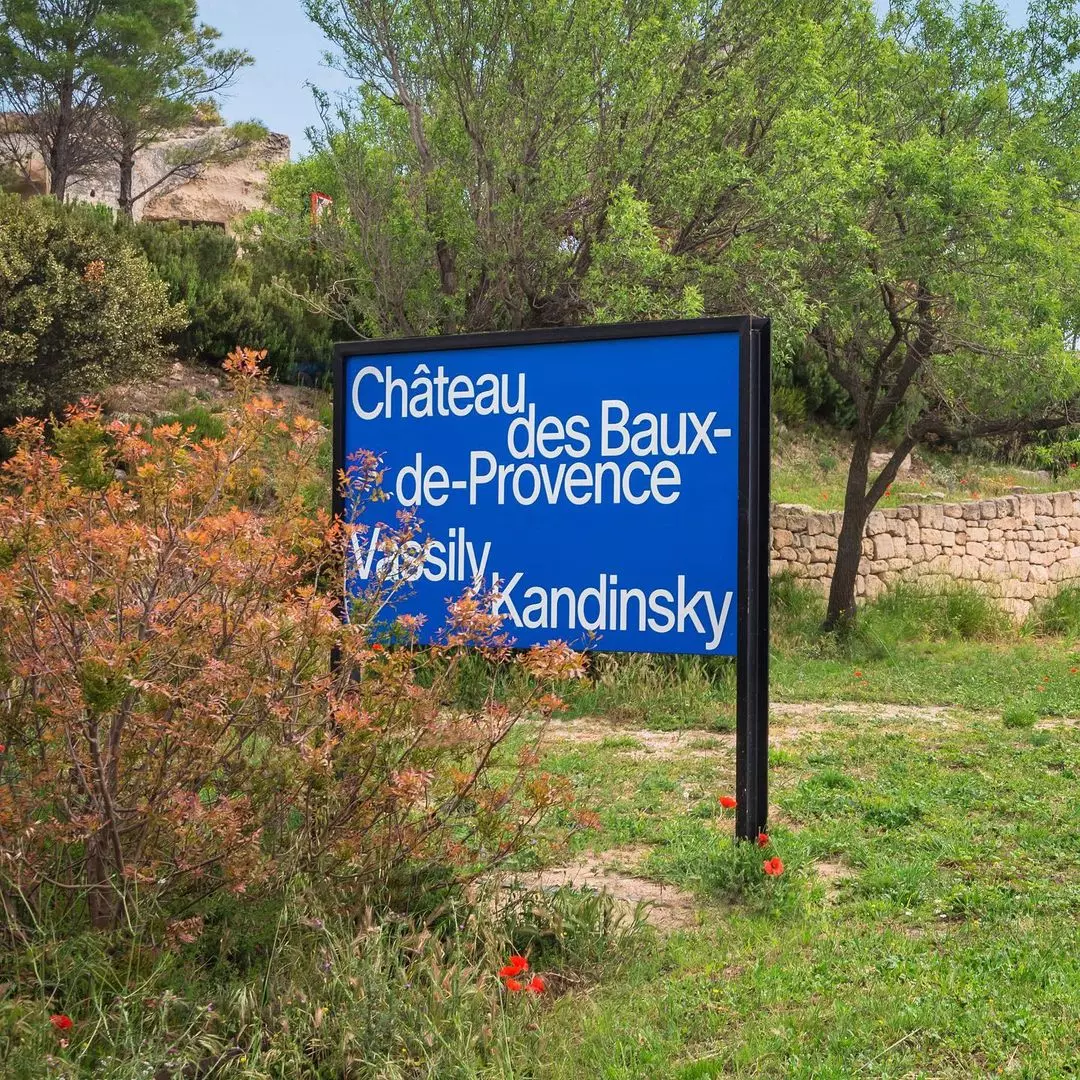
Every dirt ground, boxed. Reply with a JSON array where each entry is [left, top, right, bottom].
[[102, 360, 322, 421]]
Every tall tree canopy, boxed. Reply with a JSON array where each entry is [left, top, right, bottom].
[[796, 0, 1080, 626], [0, 0, 130, 197], [0, 0, 259, 206], [269, 0, 1080, 626], [288, 0, 845, 338]]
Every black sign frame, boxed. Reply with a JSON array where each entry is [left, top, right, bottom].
[[332, 316, 771, 840]]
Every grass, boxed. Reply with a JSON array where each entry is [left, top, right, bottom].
[[513, 578, 1080, 731], [773, 427, 1070, 511], [11, 374, 1080, 1075], [521, 698, 1080, 1078]]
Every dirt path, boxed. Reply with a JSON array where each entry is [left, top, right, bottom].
[[537, 701, 974, 759], [503, 847, 700, 931]]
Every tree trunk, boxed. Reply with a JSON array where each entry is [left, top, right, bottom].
[[825, 433, 873, 630], [85, 835, 118, 930], [49, 67, 75, 200], [48, 140, 69, 200], [118, 140, 136, 220]]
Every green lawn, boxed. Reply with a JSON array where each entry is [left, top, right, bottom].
[[553, 638, 1080, 732], [526, 697, 1080, 1078]]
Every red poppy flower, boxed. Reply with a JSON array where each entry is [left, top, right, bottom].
[[756, 832, 770, 848], [0, 744, 5, 754], [762, 856, 784, 877], [719, 795, 737, 809], [853, 669, 863, 678], [50, 1014, 73, 1031], [505, 978, 523, 992], [507, 954, 528, 973], [371, 643, 384, 652], [526, 975, 546, 994]]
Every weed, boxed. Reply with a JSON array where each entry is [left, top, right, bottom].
[[1003, 706, 1039, 729], [1030, 585, 1080, 638]]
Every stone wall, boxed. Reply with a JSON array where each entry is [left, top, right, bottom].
[[771, 491, 1080, 620]]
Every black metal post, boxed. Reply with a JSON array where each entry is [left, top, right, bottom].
[[735, 319, 771, 840]]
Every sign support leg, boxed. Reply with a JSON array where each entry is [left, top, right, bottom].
[[736, 320, 771, 841]]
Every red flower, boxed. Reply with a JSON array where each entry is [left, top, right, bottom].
[[500, 954, 529, 979], [526, 975, 546, 994], [756, 832, 770, 848], [50, 1014, 73, 1031], [371, 643, 384, 652], [762, 857, 784, 877], [853, 669, 863, 678], [0, 744, 5, 754], [505, 978, 523, 992], [719, 795, 737, 809]]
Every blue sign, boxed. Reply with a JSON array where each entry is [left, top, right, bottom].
[[335, 321, 757, 655]]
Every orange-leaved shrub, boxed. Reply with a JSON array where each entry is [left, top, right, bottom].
[[0, 350, 583, 936]]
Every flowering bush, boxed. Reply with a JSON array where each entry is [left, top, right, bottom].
[[0, 352, 582, 936]]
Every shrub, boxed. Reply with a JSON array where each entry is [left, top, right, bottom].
[[0, 195, 186, 428], [1022, 435, 1080, 476], [131, 220, 341, 382], [773, 385, 808, 427], [0, 351, 583, 938]]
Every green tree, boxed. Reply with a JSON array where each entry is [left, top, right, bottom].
[[795, 0, 1080, 629], [100, 1, 260, 219], [0, 0, 129, 198], [294, 0, 833, 337], [131, 219, 343, 379]]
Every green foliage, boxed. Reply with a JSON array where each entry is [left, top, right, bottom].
[[155, 401, 227, 442], [501, 883, 651, 972], [0, 195, 185, 426], [1030, 585, 1080, 638], [284, 0, 850, 339], [0, 879, 642, 1078], [770, 570, 826, 647], [1002, 706, 1038, 729], [646, 826, 798, 912], [100, 4, 256, 217], [131, 220, 338, 379], [772, 385, 808, 427], [858, 581, 1008, 645], [1024, 437, 1080, 476], [583, 184, 704, 323]]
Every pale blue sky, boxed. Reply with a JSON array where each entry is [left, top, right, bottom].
[[200, 0, 1035, 159], [198, 0, 351, 155]]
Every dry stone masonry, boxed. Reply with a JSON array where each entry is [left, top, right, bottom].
[[772, 491, 1080, 621]]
